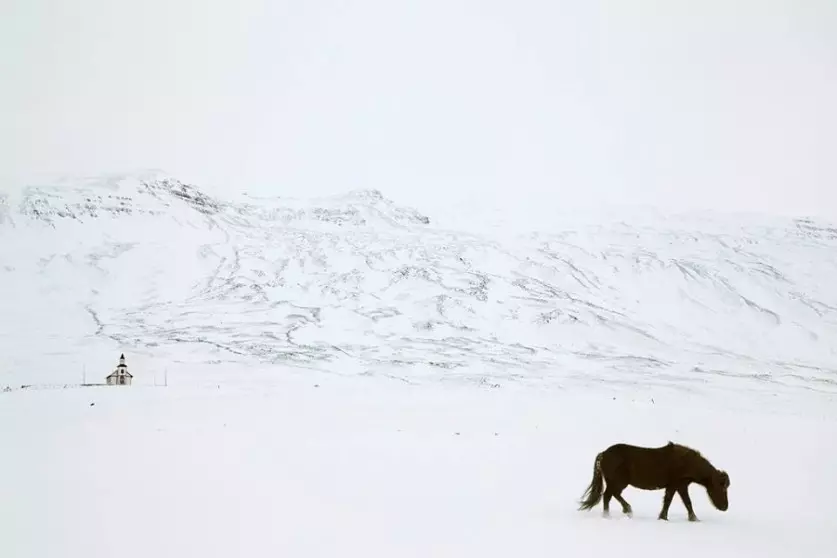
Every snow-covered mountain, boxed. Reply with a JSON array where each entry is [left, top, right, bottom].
[[2, 171, 836, 395]]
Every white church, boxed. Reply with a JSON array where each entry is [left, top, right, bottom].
[[106, 354, 133, 386]]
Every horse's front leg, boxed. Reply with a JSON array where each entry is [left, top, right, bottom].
[[658, 487, 675, 520], [677, 485, 699, 522]]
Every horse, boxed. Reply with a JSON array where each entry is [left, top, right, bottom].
[[578, 441, 730, 521]]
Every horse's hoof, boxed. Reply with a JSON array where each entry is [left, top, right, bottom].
[[658, 515, 668, 521], [688, 516, 700, 522]]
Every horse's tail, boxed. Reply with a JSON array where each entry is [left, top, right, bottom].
[[578, 452, 605, 511]]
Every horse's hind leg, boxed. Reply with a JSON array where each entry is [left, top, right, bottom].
[[602, 485, 613, 517], [614, 492, 632, 517], [611, 484, 633, 517]]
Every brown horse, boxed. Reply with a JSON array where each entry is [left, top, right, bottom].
[[578, 442, 730, 521]]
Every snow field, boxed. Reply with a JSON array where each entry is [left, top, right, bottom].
[[2, 372, 835, 558]]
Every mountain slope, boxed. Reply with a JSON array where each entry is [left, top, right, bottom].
[[1, 172, 836, 394]]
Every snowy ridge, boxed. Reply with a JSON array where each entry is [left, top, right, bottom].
[[1, 173, 836, 396]]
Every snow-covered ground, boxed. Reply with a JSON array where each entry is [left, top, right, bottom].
[[2, 369, 835, 557], [1, 173, 836, 556]]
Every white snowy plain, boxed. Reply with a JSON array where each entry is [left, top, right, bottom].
[[2, 368, 836, 558], [2, 174, 837, 557]]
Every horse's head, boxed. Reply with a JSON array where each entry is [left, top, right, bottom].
[[706, 469, 730, 511]]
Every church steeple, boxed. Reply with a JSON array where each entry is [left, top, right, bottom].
[[117, 354, 127, 369]]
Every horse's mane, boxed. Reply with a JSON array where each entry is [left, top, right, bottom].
[[668, 441, 704, 457], [668, 441, 716, 473]]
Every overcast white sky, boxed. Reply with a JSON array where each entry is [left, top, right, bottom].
[[2, 0, 836, 217]]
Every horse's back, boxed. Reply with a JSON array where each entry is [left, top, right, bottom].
[[603, 442, 672, 457], [600, 442, 674, 490]]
